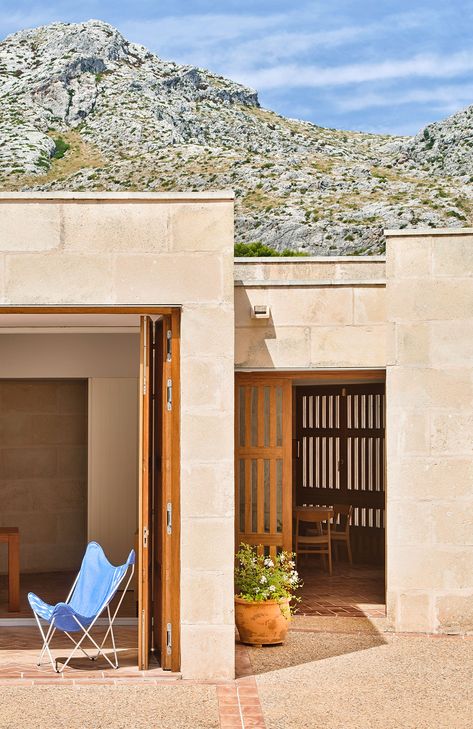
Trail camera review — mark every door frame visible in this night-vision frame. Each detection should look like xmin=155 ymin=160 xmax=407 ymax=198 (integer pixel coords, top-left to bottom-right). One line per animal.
xmin=0 ymin=305 xmax=181 ymax=670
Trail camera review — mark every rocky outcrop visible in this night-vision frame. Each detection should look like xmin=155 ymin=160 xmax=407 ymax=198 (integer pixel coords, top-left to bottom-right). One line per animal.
xmin=1 ymin=19 xmax=472 ymax=254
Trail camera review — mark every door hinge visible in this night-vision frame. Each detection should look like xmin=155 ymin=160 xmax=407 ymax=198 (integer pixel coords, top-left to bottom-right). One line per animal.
xmin=167 ymin=378 xmax=172 ymax=411
xmin=143 ymin=375 xmax=147 ymax=396
xmin=166 ymin=502 xmax=172 ymax=535
xmin=143 ymin=526 xmax=149 ymax=548
xmin=166 ymin=623 xmax=172 ymax=655
xmin=166 ymin=329 xmax=172 ymax=362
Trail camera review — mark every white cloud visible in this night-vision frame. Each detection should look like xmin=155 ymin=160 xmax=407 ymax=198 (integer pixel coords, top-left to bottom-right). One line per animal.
xmin=226 ymin=51 xmax=473 ymax=91
xmin=335 ymin=84 xmax=473 ymax=112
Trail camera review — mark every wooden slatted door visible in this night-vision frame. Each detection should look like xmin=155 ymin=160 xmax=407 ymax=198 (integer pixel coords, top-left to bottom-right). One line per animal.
xmin=138 ymin=315 xmax=153 ymax=670
xmin=235 ymin=376 xmax=292 ymax=556
xmin=295 ymin=383 xmax=385 ymax=564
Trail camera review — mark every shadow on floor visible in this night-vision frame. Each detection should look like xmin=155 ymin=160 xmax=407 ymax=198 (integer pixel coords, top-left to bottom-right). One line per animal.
xmin=237 ymin=614 xmax=388 ymax=677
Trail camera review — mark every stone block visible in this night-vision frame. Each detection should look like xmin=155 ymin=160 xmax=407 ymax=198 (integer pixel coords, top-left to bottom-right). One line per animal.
xmin=436 ymin=593 xmax=473 ymax=633
xmin=1 ymin=447 xmax=57 ymax=479
xmin=388 ymin=368 xmax=473 ymax=410
xmin=268 ymin=287 xmax=354 ymax=326
xmin=62 ymin=201 xmax=169 ymax=253
xmin=236 ymin=325 xmax=311 ymax=369
xmin=181 ymin=517 xmax=234 ymax=572
xmin=397 ymin=592 xmax=433 ymax=632
xmin=386 ymin=236 xmax=432 ymax=279
xmin=432 ymin=236 xmax=473 ymax=277
xmin=180 ymin=624 xmax=235 ymax=680
xmin=181 ymin=305 xmax=234 ymax=360
xmin=0 ymin=381 xmax=58 ymax=413
xmin=181 ymin=461 xmax=234 ymax=519
xmin=5 ymin=253 xmax=113 ymax=304
xmin=386 ymin=407 xmax=430 ymax=457
xmin=0 ymin=202 xmax=61 ymax=251
xmin=432 ymin=505 xmax=473 ymax=546
xmin=182 ymin=413 xmax=233 ymax=463
xmin=57 ymin=381 xmax=88 ymax=414
xmin=30 ymin=412 xmax=87 ymax=446
xmin=388 ymin=546 xmax=473 ymax=591
xmin=114 ymin=253 xmax=225 ymax=304
xmin=181 ymin=569 xmax=234 ymax=625
xmin=386 ymin=502 xmax=432 ymax=546
xmin=57 ymin=445 xmax=87 ymax=479
xmin=430 ymin=411 xmax=473 ymax=456
xmin=353 ymin=287 xmax=386 ymax=324
xmin=310 ymin=325 xmax=386 ymax=367
xmin=394 ymin=323 xmax=431 ymax=366
xmin=170 ymin=202 xmax=233 ymax=252
xmin=387 ymin=279 xmax=473 ymax=322
xmin=429 ymin=320 xmax=473 ymax=367
xmin=181 ymin=358 xmax=230 ymax=411
xmin=387 ymin=457 xmax=473 ymax=502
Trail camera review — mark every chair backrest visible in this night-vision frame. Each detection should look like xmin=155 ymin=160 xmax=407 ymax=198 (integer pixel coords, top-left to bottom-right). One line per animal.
xmin=333 ymin=504 xmax=353 ymax=535
xmin=295 ymin=508 xmax=331 ymax=536
xmin=69 ymin=542 xmax=135 ymax=619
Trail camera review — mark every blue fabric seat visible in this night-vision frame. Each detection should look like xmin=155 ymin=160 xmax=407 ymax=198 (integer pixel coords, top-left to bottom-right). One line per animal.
xmin=28 ymin=541 xmax=135 ymax=672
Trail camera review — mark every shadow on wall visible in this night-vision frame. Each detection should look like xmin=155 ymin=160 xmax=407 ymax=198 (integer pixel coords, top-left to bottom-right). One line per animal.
xmin=235 ymin=286 xmax=277 ymax=368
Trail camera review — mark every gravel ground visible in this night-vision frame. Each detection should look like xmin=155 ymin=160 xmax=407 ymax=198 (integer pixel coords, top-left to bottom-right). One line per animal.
xmin=0 ymin=685 xmax=219 ymax=729
xmin=255 ymin=631 xmax=473 ymax=729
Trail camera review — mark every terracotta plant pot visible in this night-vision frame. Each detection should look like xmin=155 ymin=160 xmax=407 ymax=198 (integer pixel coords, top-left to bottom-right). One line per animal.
xmin=235 ymin=596 xmax=291 ymax=646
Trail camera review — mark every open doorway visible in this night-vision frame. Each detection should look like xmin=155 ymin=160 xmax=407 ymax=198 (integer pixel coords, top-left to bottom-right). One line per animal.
xmin=0 ymin=309 xmax=180 ymax=672
xmin=294 ymin=383 xmax=386 ymax=618
xmin=235 ymin=372 xmax=386 ymax=620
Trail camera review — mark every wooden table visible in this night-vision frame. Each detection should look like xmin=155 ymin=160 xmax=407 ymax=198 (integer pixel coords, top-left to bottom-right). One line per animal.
xmin=0 ymin=528 xmax=20 ymax=612
xmin=294 ymin=506 xmax=334 ymax=522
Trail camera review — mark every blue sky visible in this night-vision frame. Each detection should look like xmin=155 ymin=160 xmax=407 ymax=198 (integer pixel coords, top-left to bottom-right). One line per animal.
xmin=1 ymin=1 xmax=472 ymax=135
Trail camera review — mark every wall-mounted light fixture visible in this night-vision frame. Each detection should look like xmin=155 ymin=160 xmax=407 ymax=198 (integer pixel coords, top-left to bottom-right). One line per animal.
xmin=251 ymin=304 xmax=271 ymax=319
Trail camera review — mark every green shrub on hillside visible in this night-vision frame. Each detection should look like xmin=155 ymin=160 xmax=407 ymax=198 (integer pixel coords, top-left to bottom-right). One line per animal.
xmin=234 ymin=241 xmax=308 ymax=257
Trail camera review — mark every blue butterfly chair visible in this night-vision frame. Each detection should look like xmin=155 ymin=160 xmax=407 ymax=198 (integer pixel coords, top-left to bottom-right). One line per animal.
xmin=28 ymin=541 xmax=135 ymax=673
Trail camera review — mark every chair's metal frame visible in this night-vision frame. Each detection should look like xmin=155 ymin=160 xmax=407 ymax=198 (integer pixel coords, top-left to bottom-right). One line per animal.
xmin=32 ymin=562 xmax=135 ymax=674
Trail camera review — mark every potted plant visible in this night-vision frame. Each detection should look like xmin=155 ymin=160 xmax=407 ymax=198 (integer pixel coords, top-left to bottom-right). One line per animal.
xmin=234 ymin=543 xmax=302 ymax=646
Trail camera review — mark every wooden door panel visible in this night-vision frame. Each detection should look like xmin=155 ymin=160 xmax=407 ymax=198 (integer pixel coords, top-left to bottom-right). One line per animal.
xmin=138 ymin=315 xmax=153 ymax=670
xmin=152 ymin=313 xmax=180 ymax=672
xmin=235 ymin=377 xmax=292 ymax=556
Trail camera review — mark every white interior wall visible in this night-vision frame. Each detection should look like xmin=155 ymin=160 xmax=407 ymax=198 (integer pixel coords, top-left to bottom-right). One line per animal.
xmin=88 ymin=378 xmax=138 ymax=565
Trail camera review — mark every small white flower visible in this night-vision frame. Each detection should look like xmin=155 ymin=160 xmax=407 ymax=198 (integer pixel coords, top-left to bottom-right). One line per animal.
xmin=260 ymin=576 xmax=267 ymax=584
xmin=280 ymin=554 xmax=285 ymax=562
xmin=289 ymin=560 xmax=295 ymax=568
xmin=269 ymin=585 xmax=276 ymax=592
xmin=264 ymin=558 xmax=274 ymax=568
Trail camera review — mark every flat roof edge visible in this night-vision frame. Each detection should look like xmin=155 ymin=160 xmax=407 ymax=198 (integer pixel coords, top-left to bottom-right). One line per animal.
xmin=234 ymin=256 xmax=386 ymax=263
xmin=0 ymin=191 xmax=235 ymax=202
xmin=385 ymin=227 xmax=473 ymax=237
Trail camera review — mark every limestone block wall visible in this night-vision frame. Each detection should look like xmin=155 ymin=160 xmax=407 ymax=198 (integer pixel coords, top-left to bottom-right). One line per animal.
xmin=386 ymin=229 xmax=473 ymax=633
xmin=0 ymin=192 xmax=235 ymax=681
xmin=235 ymin=257 xmax=386 ymax=369
xmin=0 ymin=379 xmax=87 ymax=574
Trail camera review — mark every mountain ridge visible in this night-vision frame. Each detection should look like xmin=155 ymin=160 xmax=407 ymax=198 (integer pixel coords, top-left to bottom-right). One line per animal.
xmin=1 ymin=19 xmax=472 ymax=255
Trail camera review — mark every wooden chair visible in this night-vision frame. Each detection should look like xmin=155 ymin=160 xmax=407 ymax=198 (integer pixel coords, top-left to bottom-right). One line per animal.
xmin=295 ymin=508 xmax=332 ymax=575
xmin=329 ymin=505 xmax=353 ymax=564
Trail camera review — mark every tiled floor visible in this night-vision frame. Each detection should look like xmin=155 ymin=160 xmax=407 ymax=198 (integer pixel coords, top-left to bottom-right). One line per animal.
xmin=0 ymin=626 xmax=178 ymax=685
xmin=297 ymin=561 xmax=386 ymax=618
xmin=0 ymin=570 xmax=136 ymax=618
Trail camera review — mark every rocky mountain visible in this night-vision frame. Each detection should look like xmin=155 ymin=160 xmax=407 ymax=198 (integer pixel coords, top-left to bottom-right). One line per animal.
xmin=1 ymin=19 xmax=472 ymax=255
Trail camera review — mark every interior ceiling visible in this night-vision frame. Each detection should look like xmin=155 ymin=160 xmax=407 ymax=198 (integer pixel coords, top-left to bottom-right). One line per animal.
xmin=0 ymin=313 xmax=143 ymax=330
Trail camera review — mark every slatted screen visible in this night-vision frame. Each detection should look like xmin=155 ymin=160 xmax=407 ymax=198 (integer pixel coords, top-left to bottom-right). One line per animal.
xmin=235 ymin=376 xmax=292 ymax=556
xmin=296 ymin=384 xmax=385 ymax=564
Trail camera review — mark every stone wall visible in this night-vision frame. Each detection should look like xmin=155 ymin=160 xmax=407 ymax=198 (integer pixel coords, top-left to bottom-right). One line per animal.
xmin=386 ymin=229 xmax=473 ymax=633
xmin=0 ymin=379 xmax=87 ymax=574
xmin=0 ymin=192 xmax=235 ymax=681
xmin=235 ymin=257 xmax=386 ymax=369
